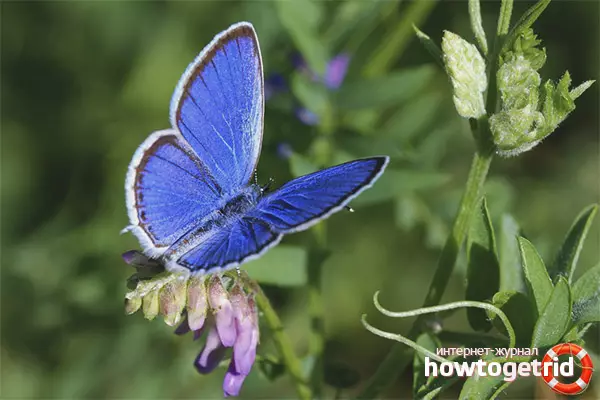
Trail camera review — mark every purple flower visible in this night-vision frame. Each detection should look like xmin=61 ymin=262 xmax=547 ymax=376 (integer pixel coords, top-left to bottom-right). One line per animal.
xmin=264 ymin=73 xmax=287 ymax=101
xmin=323 ymin=54 xmax=350 ymax=90
xmin=276 ymin=142 xmax=294 ymax=160
xmin=295 ymin=108 xmax=320 ymax=126
xmin=178 ymin=275 xmax=260 ymax=397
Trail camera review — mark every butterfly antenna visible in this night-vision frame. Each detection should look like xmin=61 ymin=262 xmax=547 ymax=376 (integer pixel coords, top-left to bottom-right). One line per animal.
xmin=345 ymin=205 xmax=355 ymax=212
xmin=254 ymin=171 xmax=259 ymax=186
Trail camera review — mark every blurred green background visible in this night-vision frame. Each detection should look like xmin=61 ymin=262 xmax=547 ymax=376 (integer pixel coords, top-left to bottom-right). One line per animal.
xmin=2 ymin=1 xmax=598 ymax=398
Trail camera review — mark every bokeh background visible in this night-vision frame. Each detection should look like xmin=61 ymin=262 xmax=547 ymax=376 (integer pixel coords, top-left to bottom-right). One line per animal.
xmin=2 ymin=1 xmax=598 ymax=398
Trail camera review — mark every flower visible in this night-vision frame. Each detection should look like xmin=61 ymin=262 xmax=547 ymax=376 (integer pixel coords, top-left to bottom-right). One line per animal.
xmin=123 ymin=252 xmax=260 ymax=397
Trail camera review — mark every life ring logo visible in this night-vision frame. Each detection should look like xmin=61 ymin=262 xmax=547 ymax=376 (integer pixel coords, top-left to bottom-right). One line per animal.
xmin=542 ymin=343 xmax=594 ymax=395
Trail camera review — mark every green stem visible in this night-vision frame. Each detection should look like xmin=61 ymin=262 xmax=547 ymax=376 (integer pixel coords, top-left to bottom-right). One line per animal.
xmin=307 ymin=233 xmax=330 ymax=399
xmin=362 ymin=0 xmax=438 ymax=77
xmin=253 ymin=285 xmax=312 ymax=400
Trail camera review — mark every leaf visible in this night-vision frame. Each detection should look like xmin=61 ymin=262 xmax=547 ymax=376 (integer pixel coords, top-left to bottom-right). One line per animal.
xmin=531 ymin=276 xmax=572 ymax=349
xmin=256 ymin=355 xmax=285 ymax=381
xmin=412 ymin=333 xmax=439 ymax=395
xmin=498 ymin=214 xmax=524 ymax=292
xmin=466 ymin=198 xmax=500 ymax=331
xmin=244 ymin=246 xmax=307 ymax=287
xmin=333 ymin=65 xmax=436 ymax=110
xmin=502 ymin=0 xmax=551 ymax=55
xmin=571 ymin=262 xmax=600 ymax=325
xmin=290 ymin=73 xmax=330 ymax=119
xmin=351 ymin=169 xmax=451 ymax=206
xmin=413 ymin=25 xmax=443 ymax=67
xmin=459 ymin=354 xmax=510 ymax=399
xmin=289 ymin=153 xmax=318 ymax=178
xmin=518 ymin=237 xmax=553 ymax=315
xmin=468 ymin=0 xmax=488 ymax=55
xmin=275 ymin=0 xmax=328 ymax=75
xmin=490 ymin=291 xmax=535 ymax=348
xmin=381 ymin=91 xmax=443 ymax=141
xmin=550 ymin=204 xmax=598 ymax=282
xmin=324 ymin=361 xmax=360 ymax=389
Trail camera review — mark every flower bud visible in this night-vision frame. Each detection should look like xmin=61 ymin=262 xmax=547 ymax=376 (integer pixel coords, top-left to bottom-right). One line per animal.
xmin=442 ymin=31 xmax=487 ymax=119
xmin=208 ymin=276 xmax=236 ymax=347
xmin=159 ymin=277 xmax=187 ymax=326
xmin=187 ymin=275 xmax=208 ymax=331
xmin=223 ymin=361 xmax=247 ymax=398
xmin=142 ymin=289 xmax=159 ymax=320
xmin=230 ymin=286 xmax=259 ymax=376
xmin=124 ymin=296 xmax=142 ymax=315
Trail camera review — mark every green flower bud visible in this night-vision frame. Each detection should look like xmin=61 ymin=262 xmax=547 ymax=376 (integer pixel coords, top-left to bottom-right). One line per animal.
xmin=497 ymin=55 xmax=541 ymax=110
xmin=442 ymin=30 xmax=487 ymax=119
xmin=125 ymin=296 xmax=142 ymax=315
xmin=159 ymin=277 xmax=187 ymax=326
xmin=142 ymin=289 xmax=160 ymax=320
xmin=187 ymin=275 xmax=209 ymax=331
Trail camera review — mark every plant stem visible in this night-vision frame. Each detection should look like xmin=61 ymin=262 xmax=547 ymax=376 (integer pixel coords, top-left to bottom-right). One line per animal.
xmin=253 ymin=285 xmax=312 ymax=400
xmin=362 ymin=0 xmax=438 ymax=77
xmin=307 ymin=230 xmax=330 ymax=399
xmin=356 ymin=148 xmax=492 ymax=399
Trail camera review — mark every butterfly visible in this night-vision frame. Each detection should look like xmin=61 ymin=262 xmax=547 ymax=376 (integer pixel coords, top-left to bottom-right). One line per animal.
xmin=124 ymin=22 xmax=389 ymax=275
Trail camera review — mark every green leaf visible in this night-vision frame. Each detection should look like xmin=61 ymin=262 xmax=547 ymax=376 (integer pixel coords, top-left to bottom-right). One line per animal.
xmin=490 ymin=291 xmax=535 ymax=348
xmin=381 ymin=92 xmax=443 ymax=141
xmin=531 ymin=277 xmax=572 ymax=349
xmin=466 ymin=198 xmax=500 ymax=331
xmin=550 ymin=204 xmax=598 ymax=282
xmin=498 ymin=214 xmax=524 ymax=292
xmin=352 ymin=169 xmax=451 ymax=206
xmin=256 ymin=355 xmax=285 ymax=381
xmin=324 ymin=362 xmax=360 ymax=389
xmin=468 ymin=0 xmax=488 ymax=55
xmin=413 ymin=334 xmax=459 ymax=399
xmin=290 ymin=73 xmax=330 ymax=119
xmin=502 ymin=0 xmax=550 ymax=55
xmin=572 ymin=262 xmax=600 ymax=325
xmin=412 ymin=25 xmax=443 ymax=67
xmin=244 ymin=246 xmax=307 ymax=287
xmin=289 ymin=153 xmax=318 ymax=178
xmin=459 ymin=354 xmax=511 ymax=399
xmin=275 ymin=0 xmax=328 ymax=75
xmin=518 ymin=237 xmax=553 ymax=315
xmin=333 ymin=65 xmax=436 ymax=110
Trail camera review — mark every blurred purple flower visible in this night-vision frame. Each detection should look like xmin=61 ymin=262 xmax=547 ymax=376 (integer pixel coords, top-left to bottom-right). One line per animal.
xmin=323 ymin=54 xmax=350 ymax=89
xmin=295 ymin=108 xmax=319 ymax=126
xmin=264 ymin=73 xmax=287 ymax=101
xmin=276 ymin=142 xmax=294 ymax=160
xmin=177 ymin=276 xmax=260 ymax=397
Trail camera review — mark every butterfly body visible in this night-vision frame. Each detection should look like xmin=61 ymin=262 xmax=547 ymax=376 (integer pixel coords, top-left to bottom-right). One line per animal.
xmin=124 ymin=22 xmax=388 ymax=275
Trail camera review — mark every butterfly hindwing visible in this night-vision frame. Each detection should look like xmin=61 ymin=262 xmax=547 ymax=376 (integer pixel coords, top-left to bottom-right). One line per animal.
xmin=172 ymin=217 xmax=282 ymax=273
xmin=248 ymin=157 xmax=389 ymax=234
xmin=170 ymin=22 xmax=264 ymax=192
xmin=124 ymin=129 xmax=222 ymax=257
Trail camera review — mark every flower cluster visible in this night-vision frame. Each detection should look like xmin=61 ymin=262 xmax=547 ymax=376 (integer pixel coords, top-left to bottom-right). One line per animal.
xmin=123 ymin=251 xmax=259 ymax=397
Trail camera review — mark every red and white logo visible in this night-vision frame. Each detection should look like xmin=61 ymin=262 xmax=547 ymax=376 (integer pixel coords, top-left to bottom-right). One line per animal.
xmin=542 ymin=343 xmax=594 ymax=396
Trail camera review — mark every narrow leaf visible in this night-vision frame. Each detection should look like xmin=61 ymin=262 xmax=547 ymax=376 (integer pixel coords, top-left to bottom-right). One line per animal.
xmin=245 ymin=246 xmax=307 ymax=287
xmin=531 ymin=277 xmax=572 ymax=349
xmin=459 ymin=354 xmax=509 ymax=398
xmin=502 ymin=0 xmax=550 ymax=54
xmin=550 ymin=204 xmax=598 ymax=282
xmin=572 ymin=262 xmax=600 ymax=325
xmin=466 ymin=198 xmax=500 ymax=331
xmin=498 ymin=215 xmax=524 ymax=292
xmin=333 ymin=65 xmax=436 ymax=110
xmin=570 ymin=80 xmax=595 ymax=100
xmin=468 ymin=0 xmax=488 ymax=55
xmin=490 ymin=291 xmax=535 ymax=348
xmin=275 ymin=0 xmax=328 ymax=75
xmin=518 ymin=237 xmax=553 ymax=315
xmin=413 ymin=25 xmax=443 ymax=67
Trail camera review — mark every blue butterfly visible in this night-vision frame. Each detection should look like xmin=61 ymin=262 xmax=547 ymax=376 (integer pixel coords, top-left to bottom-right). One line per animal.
xmin=124 ymin=22 xmax=389 ymax=275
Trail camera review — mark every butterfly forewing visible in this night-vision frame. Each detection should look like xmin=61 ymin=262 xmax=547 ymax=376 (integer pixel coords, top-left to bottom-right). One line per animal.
xmin=170 ymin=22 xmax=264 ymax=193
